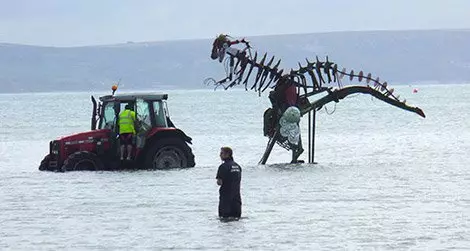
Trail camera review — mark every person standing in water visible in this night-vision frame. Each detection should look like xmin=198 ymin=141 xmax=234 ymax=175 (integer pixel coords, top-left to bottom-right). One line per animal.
xmin=216 ymin=147 xmax=242 ymax=220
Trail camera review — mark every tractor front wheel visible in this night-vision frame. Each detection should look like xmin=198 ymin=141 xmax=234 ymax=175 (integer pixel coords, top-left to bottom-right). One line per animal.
xmin=38 ymin=154 xmax=51 ymax=171
xmin=144 ymin=138 xmax=194 ymax=169
xmin=61 ymin=151 xmax=104 ymax=172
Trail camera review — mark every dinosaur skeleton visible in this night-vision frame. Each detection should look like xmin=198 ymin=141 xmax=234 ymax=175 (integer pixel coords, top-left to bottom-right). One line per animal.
xmin=206 ymin=34 xmax=425 ymax=164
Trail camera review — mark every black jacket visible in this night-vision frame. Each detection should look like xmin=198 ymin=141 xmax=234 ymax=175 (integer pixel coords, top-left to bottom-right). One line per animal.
xmin=216 ymin=159 xmax=242 ymax=200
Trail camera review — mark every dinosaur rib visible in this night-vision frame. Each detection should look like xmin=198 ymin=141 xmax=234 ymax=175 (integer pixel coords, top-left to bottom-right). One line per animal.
xmin=212 ymin=48 xmax=425 ymax=119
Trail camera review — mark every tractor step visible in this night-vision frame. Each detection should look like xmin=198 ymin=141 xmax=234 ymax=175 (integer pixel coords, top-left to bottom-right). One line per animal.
xmin=49 ymin=160 xmax=58 ymax=168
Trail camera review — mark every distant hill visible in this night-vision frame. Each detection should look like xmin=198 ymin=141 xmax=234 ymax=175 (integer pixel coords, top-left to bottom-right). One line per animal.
xmin=0 ymin=29 xmax=469 ymax=93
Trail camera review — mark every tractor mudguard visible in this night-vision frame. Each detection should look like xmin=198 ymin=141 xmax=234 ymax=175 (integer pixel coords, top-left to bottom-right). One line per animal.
xmin=147 ymin=128 xmax=193 ymax=145
xmin=174 ymin=129 xmax=193 ymax=144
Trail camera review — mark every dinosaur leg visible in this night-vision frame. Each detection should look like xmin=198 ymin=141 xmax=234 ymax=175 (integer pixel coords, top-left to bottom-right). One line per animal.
xmin=290 ymin=136 xmax=304 ymax=164
xmin=292 ymin=150 xmax=304 ymax=163
xmin=259 ymin=127 xmax=279 ymax=165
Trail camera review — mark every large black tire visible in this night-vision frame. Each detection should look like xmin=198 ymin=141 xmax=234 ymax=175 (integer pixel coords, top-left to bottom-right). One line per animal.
xmin=38 ymin=154 xmax=51 ymax=171
xmin=144 ymin=137 xmax=195 ymax=169
xmin=61 ymin=151 xmax=104 ymax=172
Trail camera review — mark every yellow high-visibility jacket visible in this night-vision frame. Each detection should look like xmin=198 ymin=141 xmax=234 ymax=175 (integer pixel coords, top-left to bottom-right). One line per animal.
xmin=119 ymin=109 xmax=136 ymax=134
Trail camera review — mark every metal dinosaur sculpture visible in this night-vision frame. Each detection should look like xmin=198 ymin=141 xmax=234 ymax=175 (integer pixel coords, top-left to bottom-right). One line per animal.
xmin=206 ymin=34 xmax=426 ymax=164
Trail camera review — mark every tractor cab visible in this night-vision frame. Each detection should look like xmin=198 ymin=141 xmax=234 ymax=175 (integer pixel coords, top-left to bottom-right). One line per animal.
xmin=92 ymin=93 xmax=173 ymax=146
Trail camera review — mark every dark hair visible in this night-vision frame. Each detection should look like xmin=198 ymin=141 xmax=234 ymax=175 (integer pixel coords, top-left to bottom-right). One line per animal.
xmin=220 ymin=147 xmax=233 ymax=159
xmin=125 ymin=104 xmax=132 ymax=110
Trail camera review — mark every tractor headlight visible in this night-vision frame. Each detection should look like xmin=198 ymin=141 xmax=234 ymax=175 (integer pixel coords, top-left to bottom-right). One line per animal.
xmin=50 ymin=140 xmax=60 ymax=155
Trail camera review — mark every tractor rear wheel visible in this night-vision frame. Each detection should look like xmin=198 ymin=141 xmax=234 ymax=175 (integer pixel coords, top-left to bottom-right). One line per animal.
xmin=38 ymin=154 xmax=51 ymax=171
xmin=144 ymin=137 xmax=194 ymax=169
xmin=61 ymin=151 xmax=104 ymax=172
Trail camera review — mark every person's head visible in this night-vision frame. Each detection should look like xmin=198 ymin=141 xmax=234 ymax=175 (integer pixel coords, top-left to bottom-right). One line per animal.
xmin=220 ymin=146 xmax=233 ymax=161
xmin=125 ymin=104 xmax=133 ymax=110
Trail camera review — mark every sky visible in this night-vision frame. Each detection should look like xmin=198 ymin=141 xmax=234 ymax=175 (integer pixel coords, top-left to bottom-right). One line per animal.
xmin=0 ymin=0 xmax=469 ymax=47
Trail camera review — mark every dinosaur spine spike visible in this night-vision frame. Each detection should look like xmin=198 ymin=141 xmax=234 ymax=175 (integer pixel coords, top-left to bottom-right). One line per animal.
xmin=305 ymin=58 xmax=313 ymax=67
xmin=349 ymin=70 xmax=354 ymax=81
xmin=260 ymin=53 xmax=267 ymax=65
xmin=315 ymin=61 xmax=325 ymax=84
xmin=381 ymin=81 xmax=388 ymax=91
xmin=273 ymin=59 xmax=281 ymax=69
xmin=323 ymin=56 xmax=333 ymax=83
xmin=332 ymin=64 xmax=338 ymax=82
xmin=267 ymin=55 xmax=275 ymax=66
xmin=358 ymin=71 xmax=364 ymax=82
xmin=366 ymin=73 xmax=372 ymax=83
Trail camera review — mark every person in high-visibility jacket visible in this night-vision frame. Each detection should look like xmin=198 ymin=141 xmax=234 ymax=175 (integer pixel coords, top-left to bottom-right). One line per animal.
xmin=119 ymin=104 xmax=137 ymax=160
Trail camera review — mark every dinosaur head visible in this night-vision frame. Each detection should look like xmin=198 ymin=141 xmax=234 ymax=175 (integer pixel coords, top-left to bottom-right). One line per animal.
xmin=211 ymin=34 xmax=230 ymax=62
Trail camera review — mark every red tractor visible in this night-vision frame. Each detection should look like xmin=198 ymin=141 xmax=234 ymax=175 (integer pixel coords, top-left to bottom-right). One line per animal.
xmin=38 ymin=90 xmax=195 ymax=172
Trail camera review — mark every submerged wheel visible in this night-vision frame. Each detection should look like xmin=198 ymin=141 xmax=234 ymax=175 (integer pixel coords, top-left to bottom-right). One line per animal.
xmin=144 ymin=137 xmax=195 ymax=169
xmin=61 ymin=151 xmax=104 ymax=172
xmin=38 ymin=154 xmax=51 ymax=171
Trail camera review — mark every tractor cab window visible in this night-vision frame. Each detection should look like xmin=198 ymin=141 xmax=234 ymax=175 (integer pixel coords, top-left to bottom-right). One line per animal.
xmin=100 ymin=102 xmax=117 ymax=130
xmin=153 ymin=101 xmax=168 ymax=127
xmin=119 ymin=102 xmax=136 ymax=117
xmin=136 ymin=99 xmax=151 ymax=133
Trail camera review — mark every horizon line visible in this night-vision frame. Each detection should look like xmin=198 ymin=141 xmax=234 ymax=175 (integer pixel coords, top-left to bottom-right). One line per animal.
xmin=1 ymin=81 xmax=469 ymax=95
xmin=1 ymin=28 xmax=469 ymax=49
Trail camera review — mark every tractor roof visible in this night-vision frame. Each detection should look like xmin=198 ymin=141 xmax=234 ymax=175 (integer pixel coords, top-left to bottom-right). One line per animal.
xmin=99 ymin=93 xmax=168 ymax=102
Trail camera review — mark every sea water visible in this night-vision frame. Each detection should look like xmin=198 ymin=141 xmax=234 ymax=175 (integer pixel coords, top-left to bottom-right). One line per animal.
xmin=0 ymin=84 xmax=469 ymax=250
